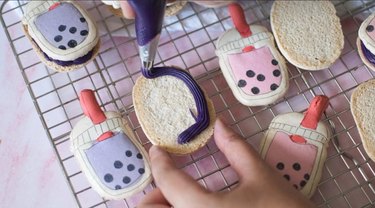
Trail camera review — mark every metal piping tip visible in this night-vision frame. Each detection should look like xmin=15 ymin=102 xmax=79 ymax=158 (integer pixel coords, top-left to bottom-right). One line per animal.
xmin=139 ymin=34 xmax=160 ymax=70
xmin=142 ymin=61 xmax=154 ymax=70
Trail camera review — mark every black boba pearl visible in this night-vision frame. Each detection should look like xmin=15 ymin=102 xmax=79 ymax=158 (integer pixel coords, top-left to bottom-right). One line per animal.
xmin=257 ymin=74 xmax=265 ymax=81
xmin=80 ymin=17 xmax=86 ymax=23
xmin=272 ymin=59 xmax=278 ymax=65
xmin=80 ymin=30 xmax=88 ymax=36
xmin=54 ymin=35 xmax=62 ymax=42
xmin=293 ymin=163 xmax=301 ymax=171
xmin=125 ymin=150 xmax=132 ymax=157
xmin=58 ymin=25 xmax=66 ymax=32
xmin=104 ymin=174 xmax=113 ymax=183
xmin=115 ymin=185 xmax=121 ymax=190
xmin=304 ymin=174 xmax=310 ymax=180
xmin=138 ymin=168 xmax=145 ymax=174
xmin=68 ymin=40 xmax=77 ymax=48
xmin=246 ymin=70 xmax=255 ymax=78
xmin=300 ymin=180 xmax=307 ymax=187
xmin=136 ymin=153 xmax=143 ymax=159
xmin=273 ymin=69 xmax=281 ymax=77
xmin=69 ymin=27 xmax=77 ymax=34
xmin=276 ymin=162 xmax=284 ymax=170
xmin=283 ymin=174 xmax=290 ymax=181
xmin=270 ymin=84 xmax=279 ymax=91
xmin=123 ymin=176 xmax=131 ymax=184
xmin=114 ymin=160 xmax=123 ymax=169
xmin=238 ymin=79 xmax=247 ymax=88
xmin=367 ymin=25 xmax=374 ymax=32
xmin=127 ymin=164 xmax=135 ymax=171
xmin=58 ymin=45 xmax=66 ymax=50
xmin=251 ymin=87 xmax=260 ymax=94
xmin=293 ymin=184 xmax=298 ymax=189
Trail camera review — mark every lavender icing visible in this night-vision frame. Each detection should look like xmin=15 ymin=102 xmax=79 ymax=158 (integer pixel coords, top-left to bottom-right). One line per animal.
xmin=361 ymin=41 xmax=375 ymax=65
xmin=141 ymin=67 xmax=210 ymax=144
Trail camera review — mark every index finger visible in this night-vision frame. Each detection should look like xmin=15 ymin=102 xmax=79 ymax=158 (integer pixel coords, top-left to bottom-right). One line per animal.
xmin=119 ymin=1 xmax=135 ymax=19
xmin=149 ymin=146 xmax=209 ymax=206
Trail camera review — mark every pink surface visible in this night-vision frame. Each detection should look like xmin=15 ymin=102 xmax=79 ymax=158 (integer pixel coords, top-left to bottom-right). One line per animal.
xmin=0 ymin=7 xmax=77 ymax=208
xmin=1 ymin=1 xmax=375 ymax=208
xmin=228 ymin=46 xmax=282 ymax=95
xmin=265 ymin=131 xmax=317 ymax=190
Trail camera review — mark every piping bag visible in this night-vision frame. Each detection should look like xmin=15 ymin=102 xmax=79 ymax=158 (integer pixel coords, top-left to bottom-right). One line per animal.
xmin=129 ymin=0 xmax=210 ymax=144
xmin=128 ymin=0 xmax=166 ymax=70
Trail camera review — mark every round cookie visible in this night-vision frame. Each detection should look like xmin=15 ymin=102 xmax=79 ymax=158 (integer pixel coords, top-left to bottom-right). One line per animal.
xmin=133 ymin=75 xmax=215 ymax=155
xmin=270 ymin=1 xmax=344 ymax=70
xmin=357 ymin=13 xmax=375 ymax=71
xmin=351 ymin=79 xmax=375 ymax=162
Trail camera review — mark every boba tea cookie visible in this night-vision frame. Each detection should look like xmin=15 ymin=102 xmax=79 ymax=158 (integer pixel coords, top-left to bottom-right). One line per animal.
xmin=259 ymin=95 xmax=331 ymax=198
xmin=70 ymin=89 xmax=151 ymax=199
xmin=22 ymin=1 xmax=100 ymax=72
xmin=271 ymin=1 xmax=344 ymax=70
xmin=216 ymin=3 xmax=289 ymax=106
xmin=102 ymin=0 xmax=187 ymax=17
xmin=357 ymin=12 xmax=375 ymax=71
xmin=133 ymin=67 xmax=216 ymax=155
xmin=351 ymin=79 xmax=375 ymax=161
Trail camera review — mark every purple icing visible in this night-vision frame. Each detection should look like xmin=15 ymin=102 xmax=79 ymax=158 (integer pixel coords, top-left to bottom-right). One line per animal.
xmin=32 ymin=39 xmax=94 ymax=66
xmin=85 ymin=132 xmax=145 ymax=190
xmin=42 ymin=47 xmax=94 ymax=66
xmin=361 ymin=41 xmax=375 ymax=65
xmin=142 ymin=67 xmax=210 ymax=144
xmin=34 ymin=3 xmax=89 ymax=49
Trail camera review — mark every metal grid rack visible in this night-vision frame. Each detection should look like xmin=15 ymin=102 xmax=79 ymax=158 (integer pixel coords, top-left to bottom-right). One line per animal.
xmin=2 ymin=0 xmax=375 ymax=207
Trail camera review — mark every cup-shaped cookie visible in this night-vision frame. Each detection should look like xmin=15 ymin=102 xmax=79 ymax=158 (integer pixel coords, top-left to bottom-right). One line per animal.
xmin=259 ymin=96 xmax=331 ymax=198
xmin=216 ymin=3 xmax=289 ymax=106
xmin=70 ymin=90 xmax=151 ymax=199
xmin=22 ymin=1 xmax=100 ymax=72
xmin=357 ymin=12 xmax=375 ymax=71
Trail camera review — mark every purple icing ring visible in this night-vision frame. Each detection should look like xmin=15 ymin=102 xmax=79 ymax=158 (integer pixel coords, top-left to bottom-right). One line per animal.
xmin=361 ymin=40 xmax=375 ymax=65
xmin=141 ymin=67 xmax=210 ymax=144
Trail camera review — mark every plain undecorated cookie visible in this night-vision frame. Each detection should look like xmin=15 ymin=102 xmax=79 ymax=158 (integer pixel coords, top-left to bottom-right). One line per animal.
xmin=133 ymin=75 xmax=215 ymax=154
xmin=271 ymin=1 xmax=344 ymax=70
xmin=351 ymin=79 xmax=375 ymax=161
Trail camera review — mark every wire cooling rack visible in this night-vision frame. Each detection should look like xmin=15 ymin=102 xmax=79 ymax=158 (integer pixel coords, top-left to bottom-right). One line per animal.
xmin=2 ymin=0 xmax=375 ymax=207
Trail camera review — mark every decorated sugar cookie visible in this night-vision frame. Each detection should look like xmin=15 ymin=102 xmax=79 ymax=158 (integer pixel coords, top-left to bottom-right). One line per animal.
xmin=259 ymin=95 xmax=331 ymax=198
xmin=70 ymin=89 xmax=151 ymax=199
xmin=216 ymin=3 xmax=289 ymax=106
xmin=22 ymin=1 xmax=100 ymax=72
xmin=357 ymin=12 xmax=375 ymax=71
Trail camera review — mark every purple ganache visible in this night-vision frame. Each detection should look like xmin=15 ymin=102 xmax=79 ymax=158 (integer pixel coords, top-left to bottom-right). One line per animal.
xmin=32 ymin=39 xmax=94 ymax=67
xmin=43 ymin=49 xmax=94 ymax=67
xmin=142 ymin=67 xmax=210 ymax=144
xmin=361 ymin=40 xmax=375 ymax=65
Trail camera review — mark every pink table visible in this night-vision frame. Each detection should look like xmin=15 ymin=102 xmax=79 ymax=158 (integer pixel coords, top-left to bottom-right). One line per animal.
xmin=1 ymin=1 xmax=375 ymax=208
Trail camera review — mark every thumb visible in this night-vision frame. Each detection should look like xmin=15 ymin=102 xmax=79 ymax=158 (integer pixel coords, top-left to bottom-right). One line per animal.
xmin=149 ymin=146 xmax=208 ymax=206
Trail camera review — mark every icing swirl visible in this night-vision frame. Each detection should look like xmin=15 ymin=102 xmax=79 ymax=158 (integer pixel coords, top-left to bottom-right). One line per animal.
xmin=361 ymin=41 xmax=375 ymax=65
xmin=141 ymin=67 xmax=210 ymax=144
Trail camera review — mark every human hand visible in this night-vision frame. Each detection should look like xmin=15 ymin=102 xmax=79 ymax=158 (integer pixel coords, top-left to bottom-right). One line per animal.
xmin=119 ymin=0 xmax=233 ymax=19
xmin=138 ymin=118 xmax=316 ymax=208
